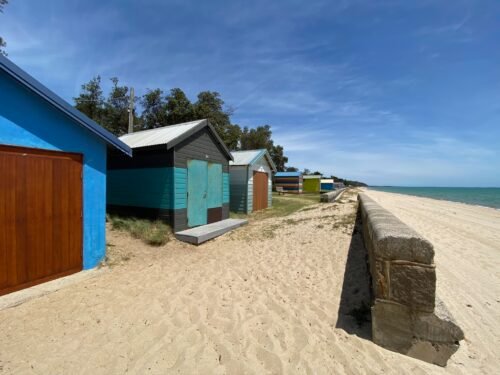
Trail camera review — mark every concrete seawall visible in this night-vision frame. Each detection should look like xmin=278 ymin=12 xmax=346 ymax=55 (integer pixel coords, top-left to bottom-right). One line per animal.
xmin=358 ymin=193 xmax=464 ymax=366
xmin=320 ymin=188 xmax=345 ymax=203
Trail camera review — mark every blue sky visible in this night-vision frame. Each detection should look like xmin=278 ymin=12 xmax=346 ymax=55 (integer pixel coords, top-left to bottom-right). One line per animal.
xmin=2 ymin=0 xmax=499 ymax=186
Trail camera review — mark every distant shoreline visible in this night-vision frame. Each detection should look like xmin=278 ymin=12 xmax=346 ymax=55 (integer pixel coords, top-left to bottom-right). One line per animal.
xmin=363 ymin=186 xmax=500 ymax=210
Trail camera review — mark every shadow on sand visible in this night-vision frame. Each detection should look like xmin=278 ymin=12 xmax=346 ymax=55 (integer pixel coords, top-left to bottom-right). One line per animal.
xmin=335 ymin=208 xmax=373 ymax=340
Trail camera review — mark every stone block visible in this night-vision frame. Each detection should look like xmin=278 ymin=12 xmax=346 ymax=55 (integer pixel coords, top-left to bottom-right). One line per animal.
xmin=372 ymin=260 xmax=389 ymax=299
xmin=358 ymin=193 xmax=435 ymax=264
xmin=407 ymin=340 xmax=460 ymax=367
xmin=372 ymin=299 xmax=464 ymax=367
xmin=372 ymin=299 xmax=414 ymax=352
xmin=390 ymin=263 xmax=436 ymax=312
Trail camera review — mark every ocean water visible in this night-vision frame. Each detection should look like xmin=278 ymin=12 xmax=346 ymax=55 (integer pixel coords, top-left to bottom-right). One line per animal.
xmin=368 ymin=187 xmax=500 ymax=209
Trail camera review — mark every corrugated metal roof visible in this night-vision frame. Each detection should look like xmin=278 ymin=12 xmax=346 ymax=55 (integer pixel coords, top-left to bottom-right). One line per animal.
xmin=119 ymin=120 xmax=205 ymax=149
xmin=230 ymin=149 xmax=277 ymax=171
xmin=275 ymin=171 xmax=302 ymax=177
xmin=0 ymin=55 xmax=131 ymax=156
xmin=230 ymin=149 xmax=265 ymax=165
xmin=303 ymin=175 xmax=322 ymax=179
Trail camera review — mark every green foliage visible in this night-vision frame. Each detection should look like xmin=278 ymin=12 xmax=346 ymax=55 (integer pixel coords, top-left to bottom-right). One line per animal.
xmin=286 ymin=166 xmax=299 ymax=172
xmin=331 ymin=176 xmax=367 ymax=187
xmin=140 ymin=88 xmax=167 ymax=130
xmin=222 ymin=123 xmax=242 ymax=150
xmin=240 ymin=125 xmax=288 ymax=171
xmin=270 ymin=145 xmax=288 ymax=171
xmin=109 ymin=216 xmax=171 ymax=246
xmin=193 ymin=91 xmax=240 ymax=148
xmin=104 ymin=77 xmax=131 ymax=136
xmin=73 ymin=77 xmax=291 ymax=170
xmin=74 ymin=77 xmax=136 ymax=136
xmin=240 ymin=125 xmax=273 ymax=150
xmin=74 ymin=76 xmax=105 ymax=124
xmin=265 ymin=193 xmax=319 ymax=217
xmin=166 ymin=88 xmax=194 ymax=125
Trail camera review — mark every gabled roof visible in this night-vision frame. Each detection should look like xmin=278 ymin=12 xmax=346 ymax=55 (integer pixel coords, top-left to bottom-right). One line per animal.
xmin=118 ymin=119 xmax=233 ymax=160
xmin=0 ymin=55 xmax=132 ymax=156
xmin=275 ymin=171 xmax=302 ymax=177
xmin=230 ymin=149 xmax=277 ymax=172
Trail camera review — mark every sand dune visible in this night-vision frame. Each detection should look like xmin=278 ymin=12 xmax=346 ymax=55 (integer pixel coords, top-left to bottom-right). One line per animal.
xmin=0 ymin=189 xmax=498 ymax=374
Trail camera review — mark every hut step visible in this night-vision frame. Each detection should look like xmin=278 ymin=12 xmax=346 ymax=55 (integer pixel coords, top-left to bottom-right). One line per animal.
xmin=175 ymin=219 xmax=248 ymax=245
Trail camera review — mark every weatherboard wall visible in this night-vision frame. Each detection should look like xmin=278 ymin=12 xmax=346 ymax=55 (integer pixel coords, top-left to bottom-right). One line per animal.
xmin=229 ymin=166 xmax=249 ymax=213
xmin=108 ymin=127 xmax=230 ymax=231
xmin=303 ymin=178 xmax=321 ymax=193
xmin=0 ymin=70 xmax=108 ymax=269
xmin=229 ymin=153 xmax=273 ymax=214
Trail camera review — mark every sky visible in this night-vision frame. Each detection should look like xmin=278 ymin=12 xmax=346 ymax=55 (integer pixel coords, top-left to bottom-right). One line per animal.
xmin=1 ymin=0 xmax=499 ymax=186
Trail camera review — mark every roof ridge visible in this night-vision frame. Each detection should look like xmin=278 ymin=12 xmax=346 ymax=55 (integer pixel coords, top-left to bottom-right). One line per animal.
xmin=120 ymin=119 xmax=205 ymax=138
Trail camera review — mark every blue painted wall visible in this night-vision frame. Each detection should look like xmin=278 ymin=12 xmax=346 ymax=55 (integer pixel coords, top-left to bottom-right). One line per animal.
xmin=321 ymin=183 xmax=334 ymax=191
xmin=0 ymin=72 xmax=107 ymax=269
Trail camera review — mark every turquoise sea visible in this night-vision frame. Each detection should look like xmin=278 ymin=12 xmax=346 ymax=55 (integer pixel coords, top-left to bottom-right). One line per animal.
xmin=368 ymin=187 xmax=500 ymax=209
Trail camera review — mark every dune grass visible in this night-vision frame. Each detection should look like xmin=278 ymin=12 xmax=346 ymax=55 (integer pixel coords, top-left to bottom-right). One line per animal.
xmin=108 ymin=216 xmax=171 ymax=246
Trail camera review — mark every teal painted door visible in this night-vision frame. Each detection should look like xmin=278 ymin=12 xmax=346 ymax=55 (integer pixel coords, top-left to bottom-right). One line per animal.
xmin=187 ymin=160 xmax=208 ymax=227
xmin=207 ymin=163 xmax=222 ymax=208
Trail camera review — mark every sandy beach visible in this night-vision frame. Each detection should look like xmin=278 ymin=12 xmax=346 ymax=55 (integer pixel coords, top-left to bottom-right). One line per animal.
xmin=0 ymin=189 xmax=499 ymax=374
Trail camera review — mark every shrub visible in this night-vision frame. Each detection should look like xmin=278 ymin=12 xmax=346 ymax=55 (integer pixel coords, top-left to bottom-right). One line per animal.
xmin=109 ymin=216 xmax=171 ymax=246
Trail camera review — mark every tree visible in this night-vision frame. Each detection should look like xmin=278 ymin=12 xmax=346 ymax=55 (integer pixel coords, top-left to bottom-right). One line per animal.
xmin=312 ymin=171 xmax=322 ymax=175
xmin=223 ymin=123 xmax=242 ymax=150
xmin=165 ymin=88 xmax=194 ymax=125
xmin=286 ymin=166 xmax=299 ymax=172
xmin=140 ymin=88 xmax=167 ymax=130
xmin=104 ymin=77 xmax=131 ymax=136
xmin=302 ymin=168 xmax=311 ymax=175
xmin=240 ymin=125 xmax=288 ymax=171
xmin=74 ymin=76 xmax=105 ymax=125
xmin=240 ymin=125 xmax=273 ymax=150
xmin=0 ymin=0 xmax=8 ymax=56
xmin=194 ymin=91 xmax=240 ymax=147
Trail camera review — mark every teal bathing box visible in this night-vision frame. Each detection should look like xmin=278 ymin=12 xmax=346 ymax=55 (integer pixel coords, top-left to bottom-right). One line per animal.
xmin=107 ymin=120 xmax=233 ymax=231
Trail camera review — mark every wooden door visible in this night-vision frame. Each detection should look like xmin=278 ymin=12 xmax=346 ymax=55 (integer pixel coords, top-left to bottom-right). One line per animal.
xmin=253 ymin=171 xmax=268 ymax=211
xmin=0 ymin=145 xmax=83 ymax=296
xmin=187 ymin=159 xmax=208 ymax=227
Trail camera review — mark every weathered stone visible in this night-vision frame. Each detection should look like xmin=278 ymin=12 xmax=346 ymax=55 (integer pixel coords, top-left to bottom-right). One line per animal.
xmin=372 ymin=299 xmax=464 ymax=366
xmin=372 ymin=299 xmax=414 ymax=352
xmin=358 ymin=193 xmax=464 ymax=367
xmin=390 ymin=263 xmax=436 ymax=312
xmin=372 ymin=260 xmax=389 ymax=299
xmin=407 ymin=340 xmax=460 ymax=367
xmin=359 ymin=193 xmax=435 ymax=264
xmin=414 ymin=298 xmax=464 ymax=343
xmin=320 ymin=188 xmax=345 ymax=202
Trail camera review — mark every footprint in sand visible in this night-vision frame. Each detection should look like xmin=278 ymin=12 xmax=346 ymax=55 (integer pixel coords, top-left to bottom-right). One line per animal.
xmin=161 ymin=347 xmax=179 ymax=369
